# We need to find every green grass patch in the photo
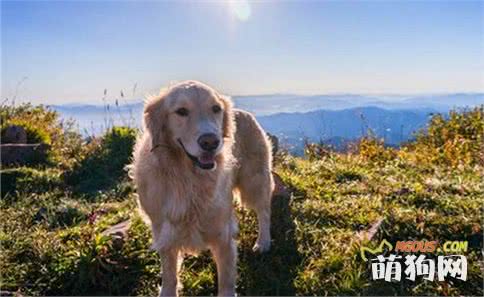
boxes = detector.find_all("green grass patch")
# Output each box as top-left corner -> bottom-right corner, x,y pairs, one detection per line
1,105 -> 482,295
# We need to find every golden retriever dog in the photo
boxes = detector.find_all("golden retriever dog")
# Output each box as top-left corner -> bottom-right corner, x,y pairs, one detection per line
130,80 -> 274,296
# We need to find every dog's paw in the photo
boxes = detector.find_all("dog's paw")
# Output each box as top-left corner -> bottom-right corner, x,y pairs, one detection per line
252,238 -> 271,253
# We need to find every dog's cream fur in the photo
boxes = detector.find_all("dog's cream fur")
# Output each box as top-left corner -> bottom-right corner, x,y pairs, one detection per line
130,81 -> 274,296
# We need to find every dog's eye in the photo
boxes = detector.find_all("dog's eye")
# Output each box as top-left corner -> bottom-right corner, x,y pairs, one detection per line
175,107 -> 189,117
212,105 -> 222,113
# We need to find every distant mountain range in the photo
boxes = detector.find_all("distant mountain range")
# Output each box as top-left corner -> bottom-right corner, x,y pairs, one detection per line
50,93 -> 483,154
257,107 -> 433,153
232,93 -> 484,115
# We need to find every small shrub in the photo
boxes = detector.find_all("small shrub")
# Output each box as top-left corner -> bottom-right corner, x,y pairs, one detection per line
50,207 -> 88,228
409,106 -> 483,167
65,126 -> 137,196
355,137 -> 396,164
304,141 -> 333,161
1,168 -> 26,196
335,170 -> 363,183
1,167 -> 63,199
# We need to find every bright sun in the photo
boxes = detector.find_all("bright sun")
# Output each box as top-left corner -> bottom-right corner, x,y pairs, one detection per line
228,0 -> 251,21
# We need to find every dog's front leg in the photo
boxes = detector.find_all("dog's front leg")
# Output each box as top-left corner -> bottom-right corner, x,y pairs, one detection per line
211,239 -> 237,296
159,248 -> 180,297
253,207 -> 271,253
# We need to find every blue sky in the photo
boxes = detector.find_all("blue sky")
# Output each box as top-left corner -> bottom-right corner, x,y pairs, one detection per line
2,0 -> 483,104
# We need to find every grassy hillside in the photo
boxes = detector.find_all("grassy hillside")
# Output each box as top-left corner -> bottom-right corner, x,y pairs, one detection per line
1,103 -> 482,296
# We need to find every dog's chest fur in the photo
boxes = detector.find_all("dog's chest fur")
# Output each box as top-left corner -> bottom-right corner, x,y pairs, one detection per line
153,161 -> 235,253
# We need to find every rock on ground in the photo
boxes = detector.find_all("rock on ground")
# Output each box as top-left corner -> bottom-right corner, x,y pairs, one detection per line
2,125 -> 27,144
1,143 -> 49,165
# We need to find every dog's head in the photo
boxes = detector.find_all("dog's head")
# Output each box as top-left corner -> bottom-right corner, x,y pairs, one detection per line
144,81 -> 234,171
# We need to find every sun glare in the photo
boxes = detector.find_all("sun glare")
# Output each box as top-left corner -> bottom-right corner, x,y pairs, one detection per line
228,0 -> 251,22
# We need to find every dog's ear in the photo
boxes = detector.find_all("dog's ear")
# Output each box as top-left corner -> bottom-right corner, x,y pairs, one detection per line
144,92 -> 168,151
220,94 -> 235,140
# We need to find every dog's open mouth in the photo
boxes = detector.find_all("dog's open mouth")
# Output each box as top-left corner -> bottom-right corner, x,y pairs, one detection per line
177,139 -> 216,170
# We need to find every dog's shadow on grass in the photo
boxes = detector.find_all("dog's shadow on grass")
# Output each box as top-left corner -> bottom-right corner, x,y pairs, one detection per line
236,193 -> 302,296
179,193 -> 302,296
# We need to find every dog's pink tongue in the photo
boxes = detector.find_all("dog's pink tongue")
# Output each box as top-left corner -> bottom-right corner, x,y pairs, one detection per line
199,153 -> 215,165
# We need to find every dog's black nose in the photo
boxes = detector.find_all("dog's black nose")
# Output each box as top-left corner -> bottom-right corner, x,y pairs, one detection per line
198,133 -> 220,151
